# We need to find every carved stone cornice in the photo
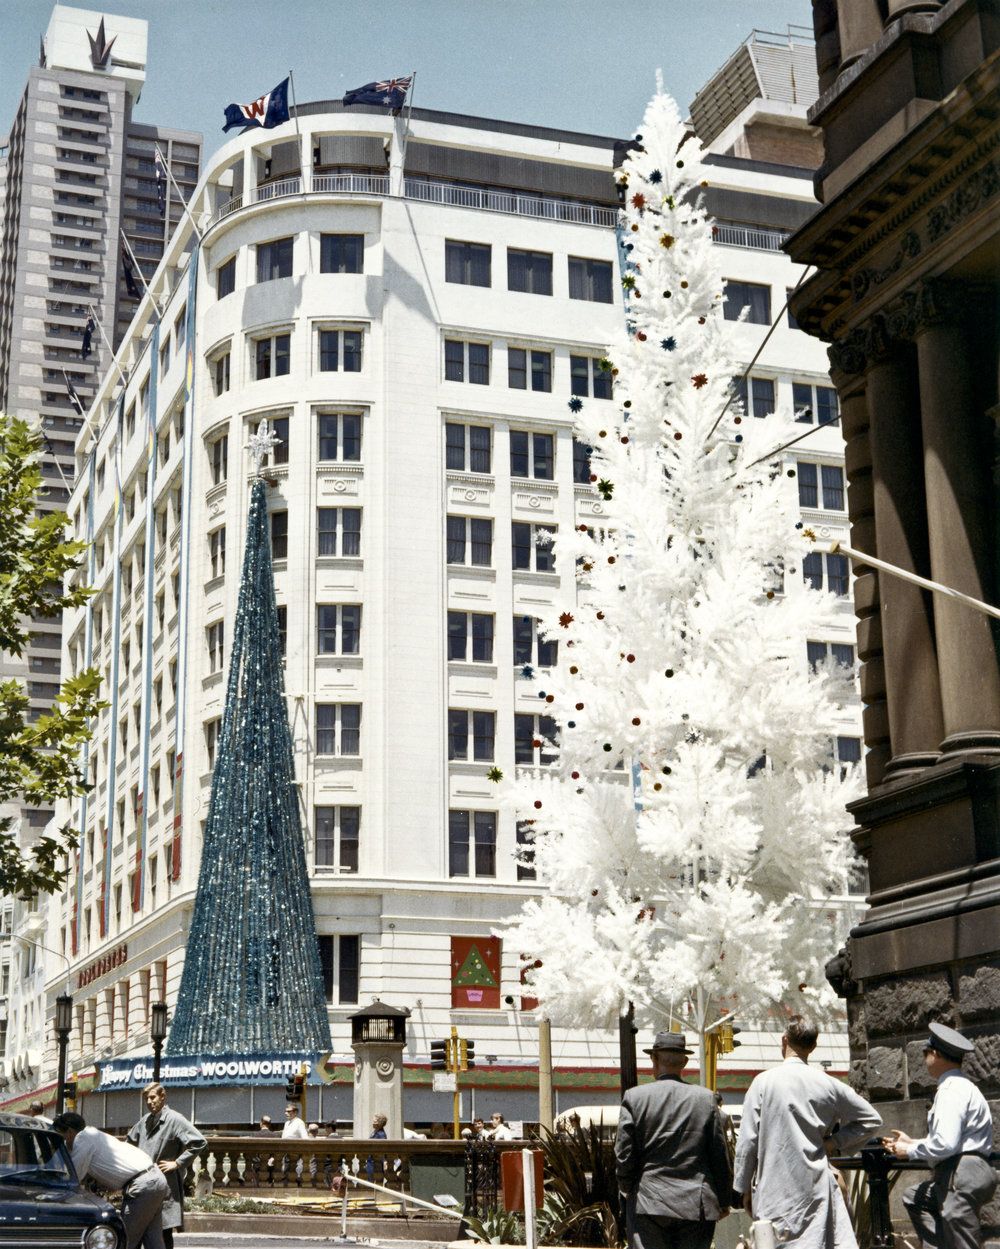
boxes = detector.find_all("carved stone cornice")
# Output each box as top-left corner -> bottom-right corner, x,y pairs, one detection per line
827,279 -> 963,374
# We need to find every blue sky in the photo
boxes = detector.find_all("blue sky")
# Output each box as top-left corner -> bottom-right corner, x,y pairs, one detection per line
2,0 -> 814,153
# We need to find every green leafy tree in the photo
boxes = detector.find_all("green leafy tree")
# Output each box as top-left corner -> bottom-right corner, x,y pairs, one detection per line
0,415 -> 103,897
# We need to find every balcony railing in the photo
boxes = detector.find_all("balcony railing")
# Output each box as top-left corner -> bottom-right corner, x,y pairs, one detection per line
404,178 -> 616,226
713,220 -> 790,252
211,172 -> 613,228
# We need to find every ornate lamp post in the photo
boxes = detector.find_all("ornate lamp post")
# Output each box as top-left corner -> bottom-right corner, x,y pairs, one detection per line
54,994 -> 73,1115
150,1003 -> 168,1083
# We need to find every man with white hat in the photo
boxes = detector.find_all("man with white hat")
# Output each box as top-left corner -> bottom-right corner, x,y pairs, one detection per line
615,1031 -> 732,1249
884,1021 -> 996,1249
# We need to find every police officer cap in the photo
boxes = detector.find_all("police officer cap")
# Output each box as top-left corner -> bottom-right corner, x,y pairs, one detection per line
924,1021 -> 974,1062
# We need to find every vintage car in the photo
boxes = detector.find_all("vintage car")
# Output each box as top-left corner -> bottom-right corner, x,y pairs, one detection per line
0,1112 -> 125,1248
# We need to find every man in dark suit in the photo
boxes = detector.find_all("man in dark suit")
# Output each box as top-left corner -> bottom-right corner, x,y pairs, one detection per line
615,1032 -> 732,1249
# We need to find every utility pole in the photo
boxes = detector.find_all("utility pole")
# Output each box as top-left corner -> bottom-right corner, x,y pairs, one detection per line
538,1016 -> 553,1131
618,1002 -> 638,1096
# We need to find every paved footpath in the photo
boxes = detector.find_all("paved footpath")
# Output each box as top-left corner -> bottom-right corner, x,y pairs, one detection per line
177,1234 -> 461,1249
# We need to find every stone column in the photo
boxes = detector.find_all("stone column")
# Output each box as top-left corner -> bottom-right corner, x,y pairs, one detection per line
836,0 -> 885,68
836,371 -> 890,785
915,297 -> 1000,755
884,0 -> 941,19
352,1034 -> 405,1139
865,340 -> 944,772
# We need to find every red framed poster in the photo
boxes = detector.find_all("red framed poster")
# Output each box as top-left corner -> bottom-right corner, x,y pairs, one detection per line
451,936 -> 501,1008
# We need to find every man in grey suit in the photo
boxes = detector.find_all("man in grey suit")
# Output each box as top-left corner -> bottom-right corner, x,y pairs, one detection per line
615,1032 -> 733,1249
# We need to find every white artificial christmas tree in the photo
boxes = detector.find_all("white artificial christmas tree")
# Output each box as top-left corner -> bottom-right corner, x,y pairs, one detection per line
503,86 -> 861,1067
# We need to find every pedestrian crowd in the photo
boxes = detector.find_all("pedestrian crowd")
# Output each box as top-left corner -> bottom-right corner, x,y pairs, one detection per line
616,1016 -> 996,1249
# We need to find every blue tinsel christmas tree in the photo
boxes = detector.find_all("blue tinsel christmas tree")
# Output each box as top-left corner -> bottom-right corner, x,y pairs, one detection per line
168,471 -> 331,1053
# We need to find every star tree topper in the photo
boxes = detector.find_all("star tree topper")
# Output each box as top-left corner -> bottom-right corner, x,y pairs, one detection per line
246,419 -> 280,477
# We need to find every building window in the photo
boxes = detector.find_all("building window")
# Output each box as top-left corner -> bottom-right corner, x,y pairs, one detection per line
570,355 -> 612,399
254,333 -> 290,379
793,382 -> 839,425
276,604 -> 287,655
317,933 -> 359,1004
572,437 -> 592,484
568,256 -> 613,303
508,348 -> 552,392
513,616 -> 557,668
209,434 -> 228,485
507,249 -> 552,295
837,735 -> 862,770
803,551 -> 849,596
318,329 -> 362,372
510,431 -> 553,480
515,713 -> 558,765
209,527 -> 226,578
447,516 -> 492,566
320,233 -> 364,273
317,604 -> 362,654
446,240 -> 491,287
797,462 -> 845,510
256,237 -> 293,282
448,810 -> 496,877
317,507 -> 362,556
448,710 -> 495,762
314,805 -> 360,871
206,620 -> 224,673
445,340 -> 489,384
205,718 -> 221,769
213,352 -> 230,395
270,510 -> 288,559
318,411 -> 361,461
732,375 -> 775,419
217,256 -> 236,298
447,611 -> 494,663
445,423 -> 491,473
266,416 -> 289,465
723,280 -> 771,325
516,820 -> 537,880
159,338 -> 170,378
512,522 -> 555,572
807,640 -> 856,671
787,291 -> 799,330
316,704 -> 361,755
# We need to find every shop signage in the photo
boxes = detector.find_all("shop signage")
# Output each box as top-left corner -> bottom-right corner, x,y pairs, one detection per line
97,1049 -> 323,1090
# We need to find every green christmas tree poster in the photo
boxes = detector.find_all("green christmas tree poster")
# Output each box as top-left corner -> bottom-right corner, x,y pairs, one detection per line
451,936 -> 501,1008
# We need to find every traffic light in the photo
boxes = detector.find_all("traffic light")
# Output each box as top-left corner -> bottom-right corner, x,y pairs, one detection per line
285,1076 -> 298,1098
430,1038 -> 450,1070
459,1039 -> 476,1071
61,1081 -> 77,1107
719,1023 -> 741,1054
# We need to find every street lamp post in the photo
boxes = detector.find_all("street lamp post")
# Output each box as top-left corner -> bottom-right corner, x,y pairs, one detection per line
54,994 -> 73,1116
150,1003 -> 168,1083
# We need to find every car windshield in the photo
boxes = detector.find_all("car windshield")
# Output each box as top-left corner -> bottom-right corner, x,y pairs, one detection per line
0,1128 -> 74,1184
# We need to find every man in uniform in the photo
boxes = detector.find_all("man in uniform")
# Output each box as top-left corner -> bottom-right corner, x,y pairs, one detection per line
615,1032 -> 732,1249
733,1015 -> 882,1249
885,1021 -> 996,1249
127,1082 -> 205,1249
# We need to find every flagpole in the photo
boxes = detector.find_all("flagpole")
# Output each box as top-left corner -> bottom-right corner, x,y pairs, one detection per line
85,302 -> 128,387
399,71 -> 416,179
120,228 -> 160,317
153,142 -> 204,242
829,540 -> 1000,624
286,70 -> 308,204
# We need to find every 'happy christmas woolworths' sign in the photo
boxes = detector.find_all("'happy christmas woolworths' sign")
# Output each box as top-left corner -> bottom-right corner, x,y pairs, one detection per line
451,936 -> 501,1008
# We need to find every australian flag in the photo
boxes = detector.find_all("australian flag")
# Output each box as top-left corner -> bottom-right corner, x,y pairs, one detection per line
223,77 -> 290,132
154,149 -> 166,216
121,244 -> 139,298
82,313 -> 95,359
65,373 -> 85,417
343,76 -> 411,109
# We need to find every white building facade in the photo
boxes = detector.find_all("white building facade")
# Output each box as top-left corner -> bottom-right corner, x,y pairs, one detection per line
17,53 -> 865,1127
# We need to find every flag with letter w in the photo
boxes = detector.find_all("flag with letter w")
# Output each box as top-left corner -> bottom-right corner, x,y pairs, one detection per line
344,76 -> 411,109
223,77 -> 290,132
